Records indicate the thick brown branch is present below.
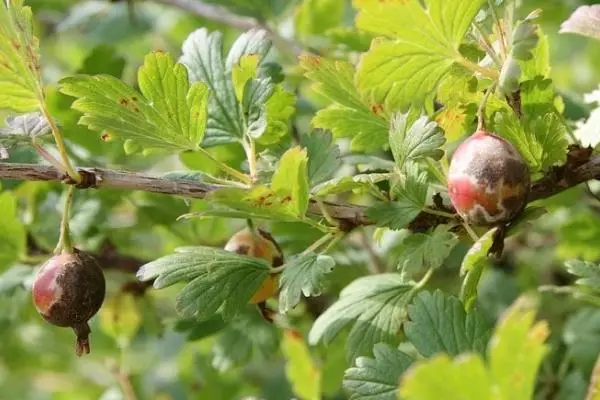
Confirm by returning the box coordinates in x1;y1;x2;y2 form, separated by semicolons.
1;153;600;231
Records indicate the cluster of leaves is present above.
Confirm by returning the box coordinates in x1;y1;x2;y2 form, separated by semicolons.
2;0;600;399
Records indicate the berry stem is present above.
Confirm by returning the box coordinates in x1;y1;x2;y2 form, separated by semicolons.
476;83;497;131
55;185;75;255
462;221;480;242
39;103;81;183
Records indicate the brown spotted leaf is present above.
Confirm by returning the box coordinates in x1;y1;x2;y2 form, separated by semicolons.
0;0;44;111
59;52;209;153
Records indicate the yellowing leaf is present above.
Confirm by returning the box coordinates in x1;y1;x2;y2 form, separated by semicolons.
271;147;310;217
355;0;487;108
0;0;43;111
300;55;388;152
489;296;549;400
232;54;259;101
282;331;322;400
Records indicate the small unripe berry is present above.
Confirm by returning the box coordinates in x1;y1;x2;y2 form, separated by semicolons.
224;228;283;304
448;131;530;226
32;249;106;356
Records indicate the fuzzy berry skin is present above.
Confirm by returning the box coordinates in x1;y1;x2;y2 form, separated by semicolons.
448;131;530;226
32;249;105;356
224;228;283;305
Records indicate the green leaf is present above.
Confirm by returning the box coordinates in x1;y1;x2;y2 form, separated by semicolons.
232;54;259;102
0;112;52;158
136;246;270;320
400;354;491;400
564;260;600;292
389;113;445;169
498;10;540;94
179;28;271;145
271;147;310;217
279;252;335;313
494;111;567;172
367;163;428;230
400;296;549;400
312;173;390;197
520;30;549;80
355;0;487;108
281;331;322;400
0;192;25;269
60;52;210;153
295;0;344;39
0;0;43;112
396;226;458;278
309;273;416;360
300;130;342;186
405;290;493;357
460;228;496;310
300;55;388;152
343;343;414;400
259;85;296;145
212;307;280;371
563;308;600;376
557;211;600;261
489;296;549;399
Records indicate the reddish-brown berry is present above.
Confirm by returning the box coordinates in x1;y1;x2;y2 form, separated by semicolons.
224;228;283;304
32;249;106;356
448;131;530;226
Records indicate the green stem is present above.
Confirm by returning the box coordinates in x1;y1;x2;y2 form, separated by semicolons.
197;147;251;184
40;104;81;183
321;233;343;254
457;56;499;79
427;158;447;185
316;199;339;227
488;0;508;58
32;142;65;172
246;218;257;234
304;232;335;254
477;83;497;131
243;138;258;183
472;22;503;66
415;268;434;290
54;185;76;254
302;216;333;233
463;221;480;242
423;207;456;219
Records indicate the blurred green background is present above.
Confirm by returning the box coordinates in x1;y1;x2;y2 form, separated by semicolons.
2;1;600;399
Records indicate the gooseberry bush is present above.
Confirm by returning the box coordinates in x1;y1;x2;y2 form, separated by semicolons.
3;0;600;398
